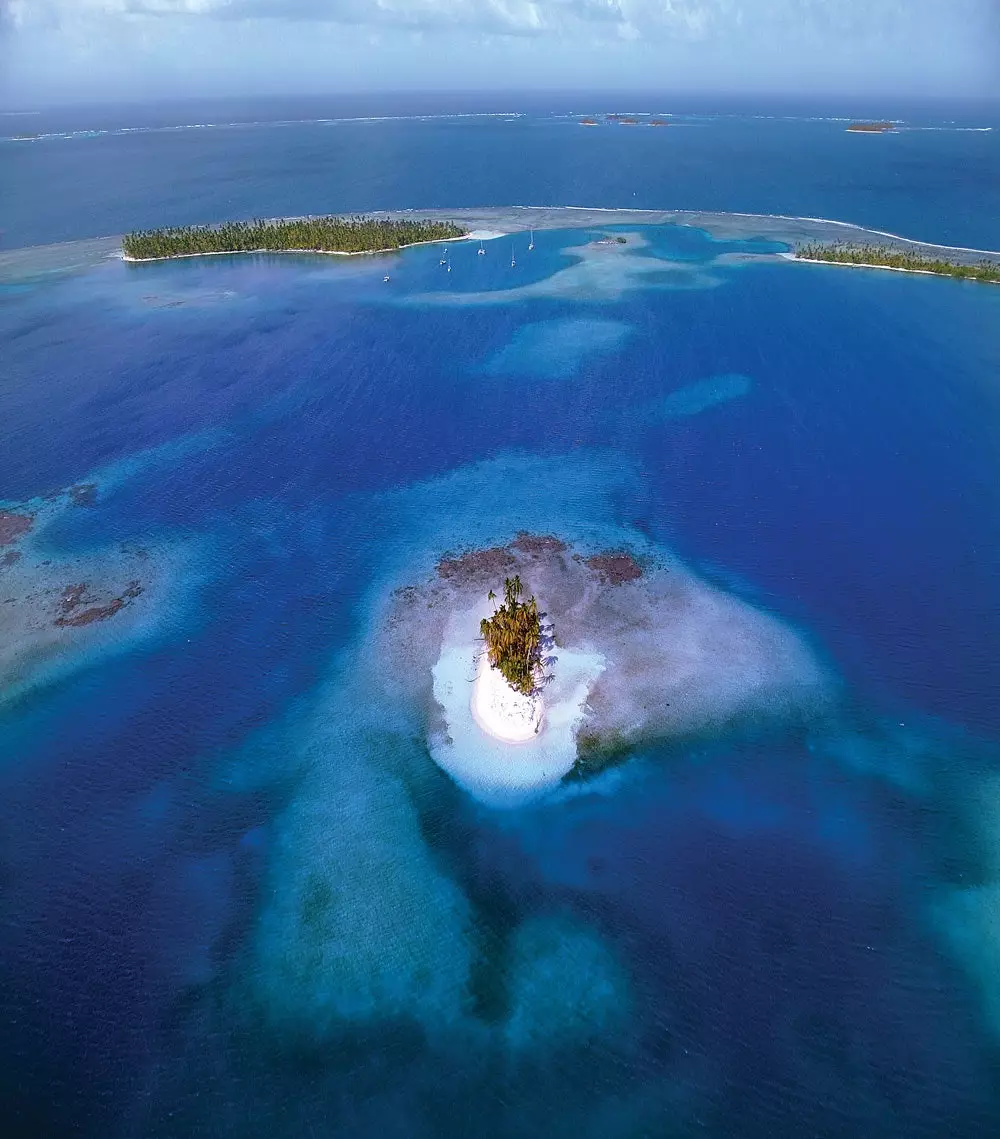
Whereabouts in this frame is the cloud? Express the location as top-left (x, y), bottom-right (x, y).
top-left (2, 0), bottom-right (996, 101)
top-left (7, 0), bottom-right (977, 41)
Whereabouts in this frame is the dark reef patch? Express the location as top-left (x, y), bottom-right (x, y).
top-left (510, 533), bottom-right (567, 557)
top-left (53, 579), bottom-right (143, 627)
top-left (0, 512), bottom-right (33, 545)
top-left (437, 545), bottom-right (517, 583)
top-left (68, 483), bottom-right (98, 507)
top-left (584, 552), bottom-right (643, 584)
top-left (58, 583), bottom-right (89, 615)
top-left (438, 535), bottom-right (571, 585)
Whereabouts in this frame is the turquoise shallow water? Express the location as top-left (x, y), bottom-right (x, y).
top-left (2, 110), bottom-right (1000, 1137)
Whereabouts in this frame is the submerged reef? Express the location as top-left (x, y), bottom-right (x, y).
top-left (236, 624), bottom-right (631, 1055)
top-left (0, 512), bottom-right (33, 545)
top-left (477, 318), bottom-right (633, 379)
top-left (0, 482), bottom-right (189, 703)
top-left (232, 451), bottom-right (831, 1065)
top-left (647, 374), bottom-right (753, 420)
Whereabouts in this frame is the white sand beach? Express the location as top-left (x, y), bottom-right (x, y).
top-left (430, 598), bottom-right (605, 807)
top-left (471, 651), bottom-right (543, 742)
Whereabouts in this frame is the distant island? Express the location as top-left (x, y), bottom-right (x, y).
top-left (579, 118), bottom-right (599, 127)
top-left (122, 216), bottom-right (468, 262)
top-left (846, 122), bottom-right (895, 133)
top-left (794, 242), bottom-right (1000, 283)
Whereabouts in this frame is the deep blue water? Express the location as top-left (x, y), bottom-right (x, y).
top-left (2, 101), bottom-right (1000, 1139)
top-left (2, 94), bottom-right (999, 248)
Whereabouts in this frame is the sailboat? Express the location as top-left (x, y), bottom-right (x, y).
top-left (439, 245), bottom-right (448, 265)
top-left (447, 256), bottom-right (452, 273)
top-left (478, 240), bottom-right (486, 256)
top-left (511, 246), bottom-right (516, 268)
top-left (528, 229), bottom-right (535, 251)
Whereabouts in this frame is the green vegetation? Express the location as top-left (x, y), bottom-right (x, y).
top-left (796, 243), bottom-right (1000, 284)
top-left (480, 576), bottom-right (543, 697)
top-left (122, 215), bottom-right (467, 261)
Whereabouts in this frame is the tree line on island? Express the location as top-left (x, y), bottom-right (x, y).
top-left (480, 576), bottom-right (543, 697)
top-left (796, 243), bottom-right (1000, 284)
top-left (122, 216), bottom-right (467, 260)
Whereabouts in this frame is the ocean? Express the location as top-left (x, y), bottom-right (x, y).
top-left (1, 96), bottom-right (1000, 1138)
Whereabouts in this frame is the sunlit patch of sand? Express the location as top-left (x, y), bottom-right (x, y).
top-left (503, 911), bottom-right (631, 1051)
top-left (477, 317), bottom-right (633, 379)
top-left (248, 679), bottom-right (476, 1039)
top-left (647, 373), bottom-right (753, 419)
top-left (933, 772), bottom-right (1000, 1040)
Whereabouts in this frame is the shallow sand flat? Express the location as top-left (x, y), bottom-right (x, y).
top-left (411, 230), bottom-right (720, 306)
top-left (233, 601), bottom-right (629, 1048)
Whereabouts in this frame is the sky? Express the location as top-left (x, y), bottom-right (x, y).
top-left (1, 0), bottom-right (997, 107)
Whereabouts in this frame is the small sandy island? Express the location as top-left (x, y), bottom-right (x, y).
top-left (383, 533), bottom-right (830, 808)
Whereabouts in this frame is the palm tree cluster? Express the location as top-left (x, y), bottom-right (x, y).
top-left (480, 576), bottom-right (543, 697)
top-left (122, 216), bottom-right (467, 260)
top-left (796, 243), bottom-right (1000, 284)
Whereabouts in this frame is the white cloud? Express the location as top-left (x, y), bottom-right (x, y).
top-left (1, 0), bottom-right (996, 101)
top-left (5, 0), bottom-right (977, 40)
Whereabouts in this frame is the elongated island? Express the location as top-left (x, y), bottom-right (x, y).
top-left (793, 242), bottom-right (1000, 284)
top-left (846, 122), bottom-right (895, 133)
top-left (122, 215), bottom-right (468, 262)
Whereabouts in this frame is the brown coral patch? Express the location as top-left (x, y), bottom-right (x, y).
top-left (55, 599), bottom-right (126, 627)
top-left (585, 551), bottom-right (643, 585)
top-left (510, 533), bottom-right (567, 557)
top-left (437, 546), bottom-right (516, 583)
top-left (0, 512), bottom-right (33, 546)
top-left (53, 580), bottom-right (142, 627)
top-left (59, 583), bottom-right (89, 614)
top-left (69, 484), bottom-right (98, 507)
top-left (1, 550), bottom-right (21, 567)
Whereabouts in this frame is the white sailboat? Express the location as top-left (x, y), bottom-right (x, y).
top-left (511, 245), bottom-right (516, 268)
top-left (528, 229), bottom-right (535, 251)
top-left (447, 256), bottom-right (452, 273)
top-left (478, 241), bottom-right (486, 256)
